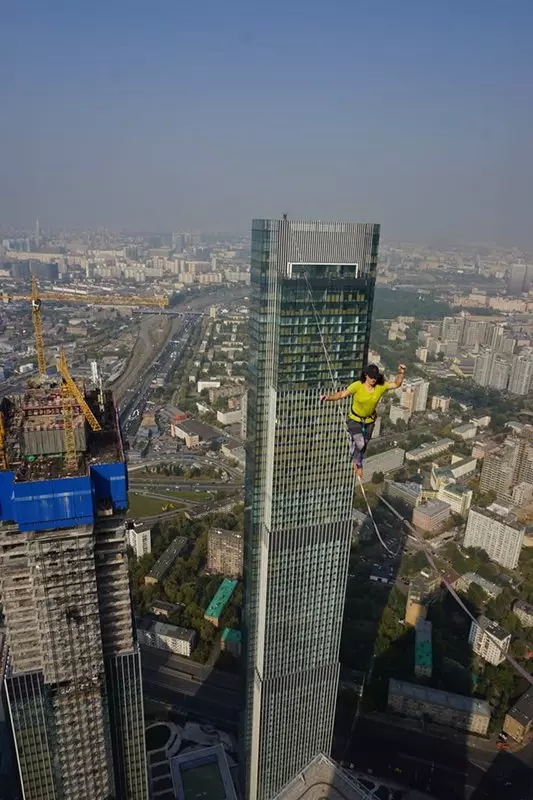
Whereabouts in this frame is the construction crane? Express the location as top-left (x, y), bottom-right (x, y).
top-left (60, 383), bottom-right (78, 473)
top-left (57, 349), bottom-right (102, 432)
top-left (1, 279), bottom-right (169, 378)
top-left (0, 411), bottom-right (7, 470)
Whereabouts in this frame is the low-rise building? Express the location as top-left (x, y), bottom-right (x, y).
top-left (454, 572), bottom-right (502, 600)
top-left (405, 569), bottom-right (439, 627)
top-left (513, 600), bottom-right (533, 627)
top-left (150, 600), bottom-right (183, 618)
top-left (362, 447), bottom-right (405, 483)
top-left (469, 616), bottom-right (511, 666)
top-left (415, 620), bottom-right (432, 678)
top-left (145, 535), bottom-right (188, 585)
top-left (437, 482), bottom-right (473, 517)
top-left (217, 408), bottom-right (242, 426)
top-left (452, 422), bottom-right (478, 441)
top-left (126, 521), bottom-right (152, 557)
top-left (137, 618), bottom-right (196, 657)
top-left (171, 418), bottom-right (220, 448)
top-left (207, 528), bottom-right (244, 579)
top-left (390, 404), bottom-right (411, 425)
top-left (503, 688), bottom-right (533, 743)
top-left (412, 500), bottom-right (451, 532)
top-left (405, 438), bottom-right (454, 462)
top-left (383, 479), bottom-right (423, 507)
top-left (388, 679), bottom-right (491, 735)
top-left (221, 628), bottom-right (242, 658)
top-left (204, 578), bottom-right (238, 627)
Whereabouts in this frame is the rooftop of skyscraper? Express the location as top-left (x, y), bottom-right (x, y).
top-left (272, 754), bottom-right (375, 800)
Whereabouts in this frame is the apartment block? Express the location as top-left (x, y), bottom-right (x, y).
top-left (463, 505), bottom-right (524, 569)
top-left (469, 616), bottom-right (511, 666)
top-left (362, 447), bottom-right (405, 483)
top-left (126, 521), bottom-right (152, 557)
top-left (405, 438), bottom-right (453, 462)
top-left (388, 679), bottom-right (491, 735)
top-left (503, 688), bottom-right (533, 743)
top-left (513, 600), bottom-right (533, 627)
top-left (136, 619), bottom-right (196, 657)
top-left (412, 500), bottom-right (451, 532)
top-left (207, 528), bottom-right (244, 579)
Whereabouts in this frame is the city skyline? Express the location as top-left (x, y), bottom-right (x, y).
top-left (1, 1), bottom-right (533, 246)
top-left (243, 218), bottom-right (379, 798)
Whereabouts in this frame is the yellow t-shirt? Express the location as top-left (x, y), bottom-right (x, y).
top-left (347, 380), bottom-right (390, 422)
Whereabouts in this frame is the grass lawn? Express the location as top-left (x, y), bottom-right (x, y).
top-left (127, 493), bottom-right (174, 518)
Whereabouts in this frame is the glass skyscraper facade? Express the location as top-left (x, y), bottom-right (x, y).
top-left (243, 218), bottom-right (380, 800)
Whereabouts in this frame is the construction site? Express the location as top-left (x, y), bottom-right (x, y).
top-left (0, 280), bottom-right (154, 800)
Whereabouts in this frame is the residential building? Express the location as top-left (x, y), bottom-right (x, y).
top-left (437, 483), bottom-right (473, 517)
top-left (469, 616), bottom-right (511, 666)
top-left (217, 408), bottom-right (243, 425)
top-left (171, 418), bottom-right (219, 448)
top-left (454, 572), bottom-right (502, 600)
top-left (405, 569), bottom-right (439, 627)
top-left (243, 218), bottom-right (380, 800)
top-left (150, 600), bottom-right (184, 618)
top-left (145, 536), bottom-right (188, 585)
top-left (412, 500), bottom-right (451, 532)
top-left (205, 578), bottom-right (237, 627)
top-left (388, 679), bottom-right (491, 735)
top-left (431, 395), bottom-right (450, 413)
top-left (414, 620), bottom-right (432, 678)
top-left (362, 447), bottom-right (405, 482)
top-left (384, 479), bottom-right (422, 507)
top-left (415, 346), bottom-right (428, 363)
top-left (463, 506), bottom-right (524, 569)
top-left (207, 528), bottom-right (244, 579)
top-left (513, 600), bottom-right (533, 627)
top-left (390, 404), bottom-right (411, 425)
top-left (0, 386), bottom-right (148, 800)
top-left (507, 262), bottom-right (529, 295)
top-left (137, 618), bottom-right (196, 657)
top-left (405, 438), bottom-right (453, 462)
top-left (451, 422), bottom-right (478, 441)
top-left (503, 688), bottom-right (533, 743)
top-left (508, 353), bottom-right (533, 396)
top-left (221, 628), bottom-right (242, 658)
top-left (126, 521), bottom-right (152, 557)
top-left (273, 753), bottom-right (371, 800)
top-left (400, 378), bottom-right (429, 414)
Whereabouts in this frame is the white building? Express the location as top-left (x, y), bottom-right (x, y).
top-left (405, 438), bottom-right (454, 462)
top-left (137, 618), bottom-right (196, 657)
top-left (463, 505), bottom-right (525, 569)
top-left (126, 522), bottom-right (152, 557)
top-left (513, 600), bottom-right (533, 628)
top-left (431, 395), bottom-right (451, 413)
top-left (400, 378), bottom-right (429, 414)
top-left (469, 616), bottom-right (510, 666)
top-left (451, 422), bottom-right (478, 441)
top-left (362, 448), bottom-right (405, 483)
top-left (217, 408), bottom-right (242, 426)
top-left (390, 404), bottom-right (411, 425)
top-left (437, 483), bottom-right (473, 517)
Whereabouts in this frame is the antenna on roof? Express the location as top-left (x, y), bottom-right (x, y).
top-left (282, 213), bottom-right (288, 221)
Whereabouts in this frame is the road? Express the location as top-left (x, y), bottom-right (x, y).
top-left (129, 481), bottom-right (242, 492)
top-left (333, 716), bottom-right (533, 800)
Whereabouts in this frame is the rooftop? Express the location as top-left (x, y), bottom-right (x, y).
top-left (476, 615), bottom-right (511, 643)
top-left (389, 678), bottom-right (491, 717)
top-left (204, 578), bottom-right (238, 621)
top-left (1, 384), bottom-right (123, 481)
top-left (174, 418), bottom-right (220, 441)
top-left (138, 618), bottom-right (196, 643)
top-left (221, 628), bottom-right (242, 644)
top-left (514, 599), bottom-right (533, 617)
top-left (415, 620), bottom-right (433, 669)
top-left (415, 500), bottom-right (450, 518)
top-left (171, 744), bottom-right (237, 800)
top-left (506, 688), bottom-right (533, 728)
top-left (458, 573), bottom-right (502, 598)
top-left (147, 535), bottom-right (188, 582)
top-left (273, 753), bottom-right (372, 800)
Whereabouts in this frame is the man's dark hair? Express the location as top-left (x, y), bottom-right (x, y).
top-left (360, 363), bottom-right (385, 385)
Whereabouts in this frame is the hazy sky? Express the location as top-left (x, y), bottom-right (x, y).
top-left (1, 0), bottom-right (532, 245)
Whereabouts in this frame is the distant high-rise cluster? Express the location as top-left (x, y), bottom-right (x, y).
top-left (479, 425), bottom-right (533, 506)
top-left (507, 262), bottom-right (533, 296)
top-left (418, 314), bottom-right (533, 396)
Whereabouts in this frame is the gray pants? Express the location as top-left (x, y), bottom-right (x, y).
top-left (347, 419), bottom-right (374, 468)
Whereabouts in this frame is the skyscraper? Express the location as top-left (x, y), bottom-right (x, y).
top-left (507, 263), bottom-right (528, 295)
top-left (243, 218), bottom-right (379, 800)
top-left (0, 383), bottom-right (148, 800)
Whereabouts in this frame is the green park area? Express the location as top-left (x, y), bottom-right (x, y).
top-left (127, 493), bottom-right (173, 518)
top-left (128, 505), bottom-right (244, 664)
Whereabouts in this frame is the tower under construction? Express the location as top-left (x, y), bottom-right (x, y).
top-left (0, 376), bottom-right (148, 800)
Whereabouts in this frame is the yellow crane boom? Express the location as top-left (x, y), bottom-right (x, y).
top-left (57, 349), bottom-right (102, 432)
top-left (61, 383), bottom-right (78, 473)
top-left (31, 277), bottom-right (47, 378)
